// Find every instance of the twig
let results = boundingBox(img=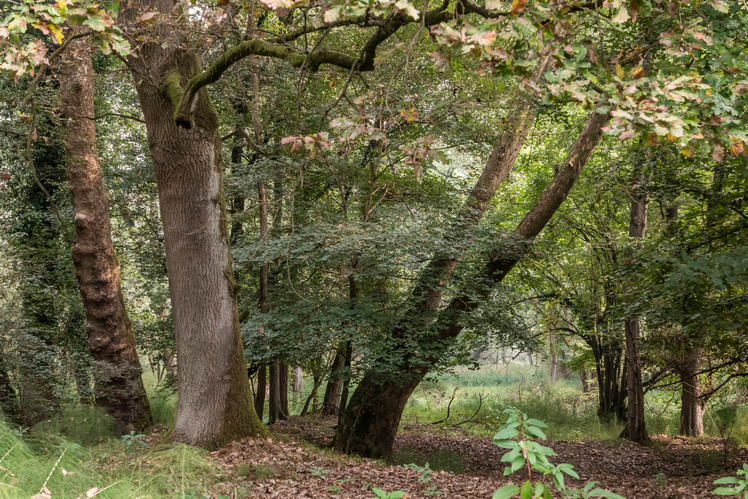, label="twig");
[454,393,483,425]
[89,112,145,124]
[430,387,458,424]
